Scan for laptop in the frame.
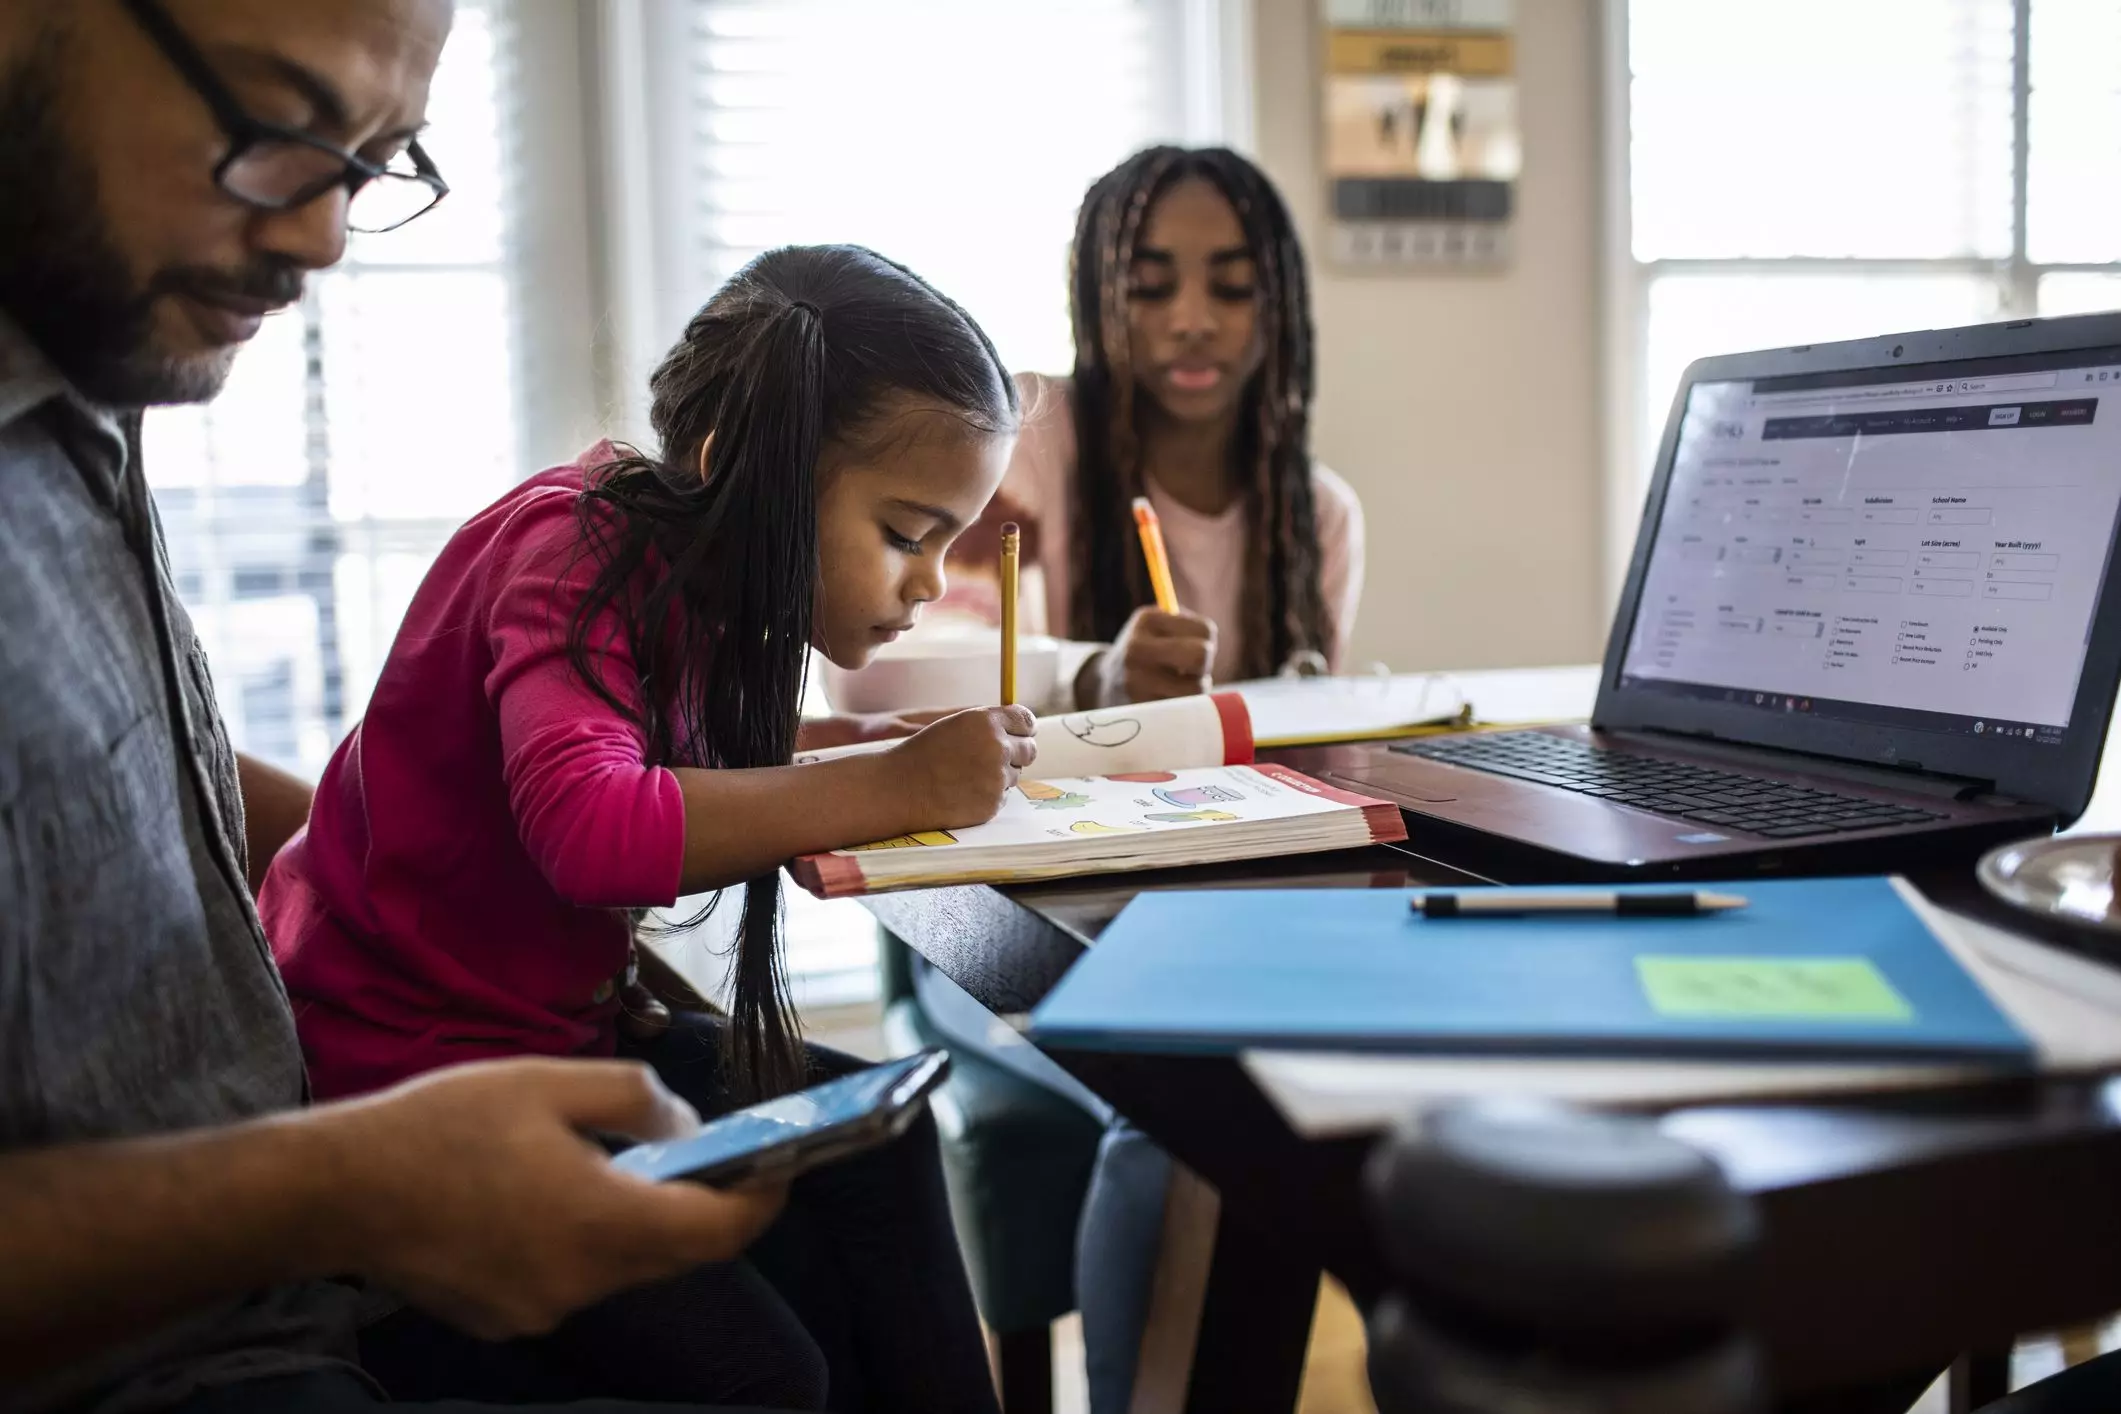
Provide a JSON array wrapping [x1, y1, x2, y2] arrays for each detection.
[[1312, 313, 2121, 879]]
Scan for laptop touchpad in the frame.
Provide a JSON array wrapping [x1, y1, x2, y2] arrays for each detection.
[[1328, 767, 1459, 803]]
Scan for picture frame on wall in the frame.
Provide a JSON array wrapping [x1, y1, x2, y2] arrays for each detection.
[[1323, 0, 1521, 268]]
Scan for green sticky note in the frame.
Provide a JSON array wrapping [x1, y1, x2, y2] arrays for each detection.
[[1636, 956, 1914, 1022]]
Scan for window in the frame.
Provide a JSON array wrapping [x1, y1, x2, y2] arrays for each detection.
[[640, 0, 1238, 997], [145, 0, 525, 778], [1614, 0, 2121, 583], [641, 0, 1234, 376]]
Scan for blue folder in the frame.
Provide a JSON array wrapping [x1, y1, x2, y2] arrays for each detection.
[[1027, 879, 2032, 1063]]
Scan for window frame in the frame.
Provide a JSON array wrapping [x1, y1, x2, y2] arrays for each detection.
[[1601, 0, 2121, 604]]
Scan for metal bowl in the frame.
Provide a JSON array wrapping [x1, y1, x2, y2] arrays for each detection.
[[1977, 834, 2121, 959]]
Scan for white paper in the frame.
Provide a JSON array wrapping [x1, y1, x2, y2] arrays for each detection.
[[1227, 673, 1470, 745], [794, 692, 1239, 778]]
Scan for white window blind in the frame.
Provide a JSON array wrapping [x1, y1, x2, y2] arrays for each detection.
[[1617, 0, 2121, 570], [1631, 0, 2017, 262], [2029, 0, 2121, 263], [679, 0, 1194, 377], [144, 0, 523, 777]]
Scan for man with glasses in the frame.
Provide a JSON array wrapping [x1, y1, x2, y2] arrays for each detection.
[[0, 4, 784, 1410]]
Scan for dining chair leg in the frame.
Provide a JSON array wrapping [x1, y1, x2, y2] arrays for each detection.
[[989, 1325, 1054, 1414]]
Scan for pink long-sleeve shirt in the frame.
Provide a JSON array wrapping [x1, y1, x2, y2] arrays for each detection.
[[261, 444, 686, 1100]]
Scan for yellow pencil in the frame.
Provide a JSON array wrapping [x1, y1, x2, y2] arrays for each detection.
[[1131, 496, 1180, 613], [999, 522, 1020, 706]]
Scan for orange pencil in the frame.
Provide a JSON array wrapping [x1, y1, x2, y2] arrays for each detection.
[[999, 522, 1020, 706], [1131, 497, 1180, 613]]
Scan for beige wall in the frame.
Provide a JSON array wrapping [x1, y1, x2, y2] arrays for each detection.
[[1251, 0, 1607, 671]]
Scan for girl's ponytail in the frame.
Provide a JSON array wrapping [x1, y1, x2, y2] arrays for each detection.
[[570, 247, 1015, 1102], [692, 298, 826, 1100]]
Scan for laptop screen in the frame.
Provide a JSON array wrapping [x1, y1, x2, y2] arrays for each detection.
[[1617, 351, 2121, 748]]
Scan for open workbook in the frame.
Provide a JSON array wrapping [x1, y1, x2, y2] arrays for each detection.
[[789, 693, 1409, 898]]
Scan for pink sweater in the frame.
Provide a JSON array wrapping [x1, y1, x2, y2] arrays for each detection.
[[261, 444, 686, 1100]]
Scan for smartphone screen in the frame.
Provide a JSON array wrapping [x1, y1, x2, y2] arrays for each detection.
[[611, 1052, 937, 1184]]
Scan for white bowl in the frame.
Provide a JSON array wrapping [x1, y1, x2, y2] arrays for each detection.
[[822, 630, 1060, 713]]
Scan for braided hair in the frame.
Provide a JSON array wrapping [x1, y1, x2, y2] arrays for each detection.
[[1065, 146, 1323, 680], [566, 245, 1016, 1100]]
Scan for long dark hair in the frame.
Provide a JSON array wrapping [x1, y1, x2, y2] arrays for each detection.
[[1066, 146, 1323, 679], [567, 245, 1017, 1099]]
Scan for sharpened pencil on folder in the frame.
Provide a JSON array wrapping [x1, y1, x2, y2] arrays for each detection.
[[1413, 890, 1749, 919]]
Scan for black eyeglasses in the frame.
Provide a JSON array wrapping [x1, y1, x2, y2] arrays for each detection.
[[120, 0, 448, 234]]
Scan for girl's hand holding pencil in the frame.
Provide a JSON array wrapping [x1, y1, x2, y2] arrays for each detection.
[[1079, 607, 1215, 708], [883, 705, 1038, 828], [1072, 497, 1216, 708]]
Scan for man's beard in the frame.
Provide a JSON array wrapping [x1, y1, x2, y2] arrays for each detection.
[[0, 38, 304, 409]]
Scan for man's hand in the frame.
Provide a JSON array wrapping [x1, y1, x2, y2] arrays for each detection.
[[322, 1059, 784, 1340], [0, 1058, 785, 1381]]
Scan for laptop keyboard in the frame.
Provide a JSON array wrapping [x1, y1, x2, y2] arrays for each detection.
[[1393, 731, 1946, 839]]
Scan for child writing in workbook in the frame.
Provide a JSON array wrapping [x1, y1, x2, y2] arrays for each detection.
[[259, 245, 1025, 1413]]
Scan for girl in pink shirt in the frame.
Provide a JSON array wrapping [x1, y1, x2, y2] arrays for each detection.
[[262, 246, 1024, 1412]]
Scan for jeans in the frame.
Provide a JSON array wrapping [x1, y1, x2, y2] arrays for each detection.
[[914, 960, 1169, 1414], [339, 1014, 996, 1414]]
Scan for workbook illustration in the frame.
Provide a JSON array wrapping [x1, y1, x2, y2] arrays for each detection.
[[846, 830, 959, 851], [790, 763, 1407, 899], [1061, 711, 1144, 749], [1154, 783, 1244, 808], [1018, 780, 1092, 811]]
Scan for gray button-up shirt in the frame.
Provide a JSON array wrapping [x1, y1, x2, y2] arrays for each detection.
[[0, 315, 359, 1411]]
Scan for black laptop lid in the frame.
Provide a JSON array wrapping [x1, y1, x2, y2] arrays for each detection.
[[1595, 313, 2121, 822]]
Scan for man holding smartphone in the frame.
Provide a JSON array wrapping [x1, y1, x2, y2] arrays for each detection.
[[0, 2, 784, 1410]]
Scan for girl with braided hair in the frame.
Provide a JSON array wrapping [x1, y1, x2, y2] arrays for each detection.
[[930, 144, 1363, 708], [913, 147, 1365, 1414]]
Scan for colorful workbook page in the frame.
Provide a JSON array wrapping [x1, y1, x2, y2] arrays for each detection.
[[789, 763, 1405, 898]]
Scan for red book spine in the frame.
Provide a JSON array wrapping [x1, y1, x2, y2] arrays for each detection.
[[1248, 762, 1409, 844], [1209, 690, 1255, 764]]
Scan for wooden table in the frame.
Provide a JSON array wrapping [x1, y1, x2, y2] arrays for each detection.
[[861, 667, 2121, 1412]]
